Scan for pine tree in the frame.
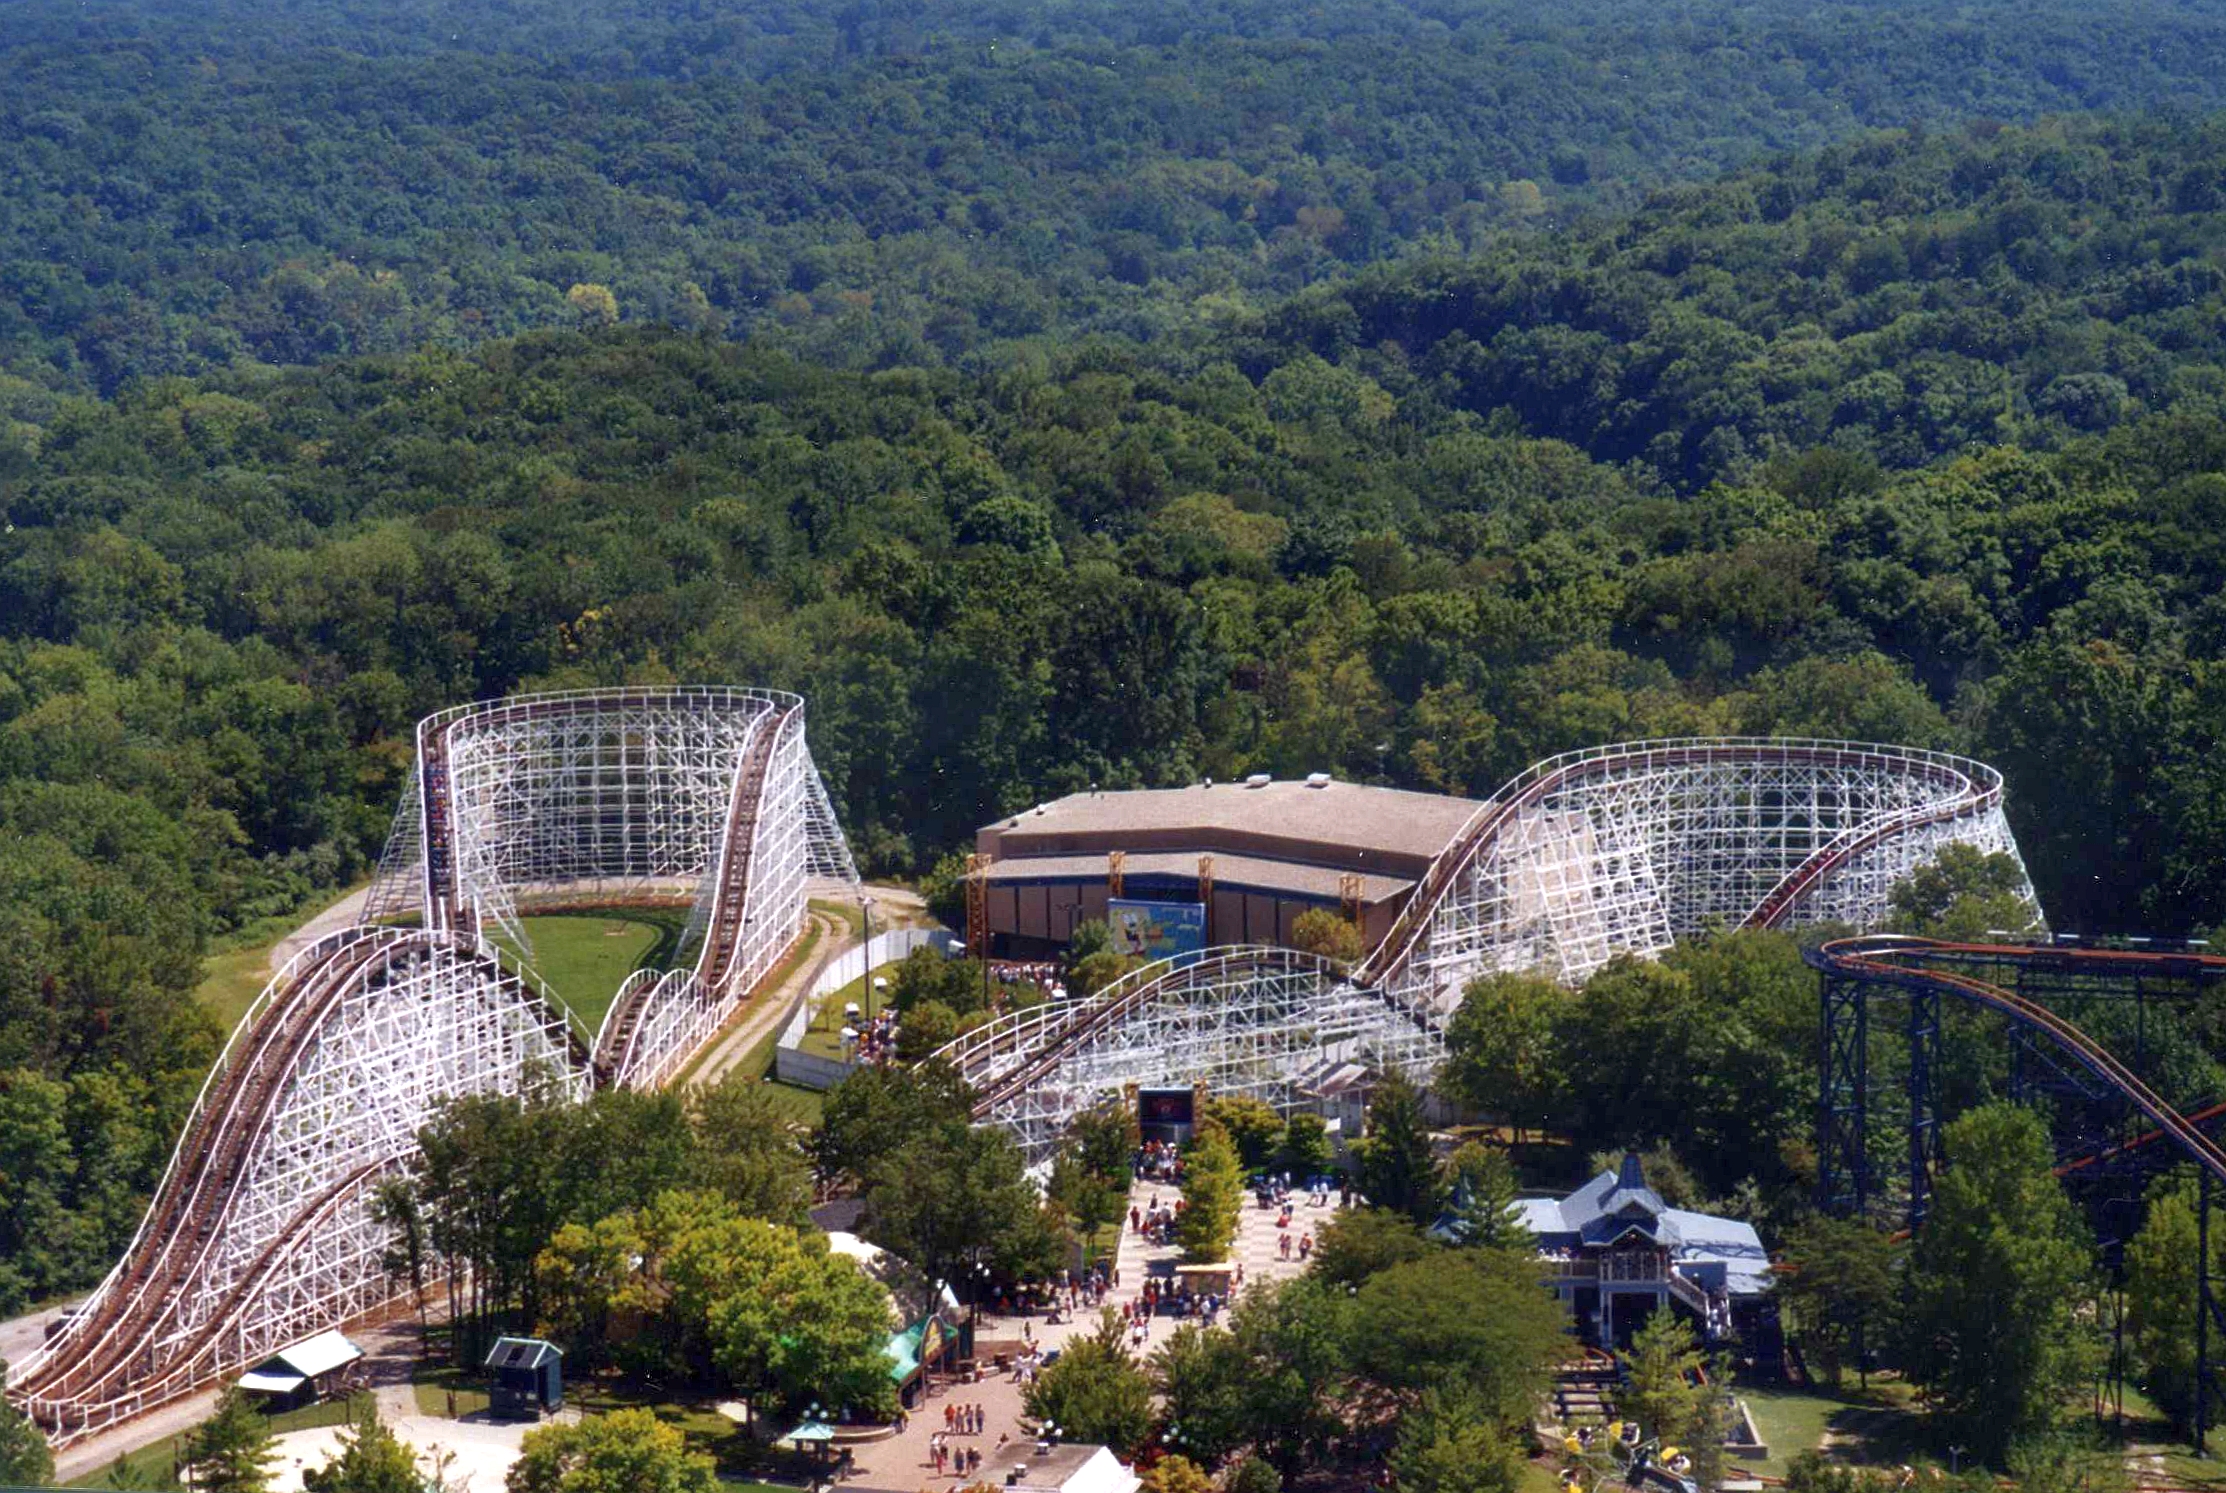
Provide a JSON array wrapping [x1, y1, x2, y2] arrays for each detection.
[[1352, 1071, 1442, 1223], [305, 1404, 421, 1493], [1443, 1143, 1530, 1253], [1619, 1309, 1726, 1493], [1177, 1128, 1243, 1263], [0, 1366, 54, 1487], [184, 1392, 277, 1493]]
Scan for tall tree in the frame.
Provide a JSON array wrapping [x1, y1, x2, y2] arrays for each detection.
[[1350, 1252, 1567, 1428], [2124, 1170, 2226, 1429], [1352, 1072, 1442, 1224], [1619, 1309, 1726, 1493], [1887, 845, 2041, 940], [1151, 1324, 1253, 1467], [1177, 1128, 1244, 1263], [1900, 1103, 2099, 1464], [686, 1074, 812, 1226], [1441, 972, 1567, 1143], [1775, 1216, 1899, 1387], [862, 1119, 1044, 1320]]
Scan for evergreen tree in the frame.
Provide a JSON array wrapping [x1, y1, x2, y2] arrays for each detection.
[[1388, 1385, 1524, 1493], [1352, 1072, 1442, 1224], [183, 1392, 277, 1493], [1618, 1309, 1726, 1493], [1901, 1104, 2100, 1464], [0, 1366, 54, 1487], [304, 1404, 420, 1493], [1177, 1128, 1244, 1263], [1443, 1143, 1530, 1253]]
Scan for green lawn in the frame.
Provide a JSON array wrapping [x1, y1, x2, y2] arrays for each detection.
[[411, 1360, 494, 1418], [1737, 1381, 1928, 1475], [192, 881, 374, 1041], [799, 961, 903, 1060], [495, 914, 671, 1036]]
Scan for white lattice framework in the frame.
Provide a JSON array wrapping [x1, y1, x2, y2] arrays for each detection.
[[945, 738, 2036, 1160], [6, 928, 586, 1442], [8, 688, 857, 1442]]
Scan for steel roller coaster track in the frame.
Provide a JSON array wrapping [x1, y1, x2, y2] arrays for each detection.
[[1808, 935, 2226, 1449], [5, 688, 857, 1443]]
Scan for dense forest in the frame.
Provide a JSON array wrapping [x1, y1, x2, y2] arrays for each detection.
[[8, 0, 2226, 1322], [10, 0, 2226, 391]]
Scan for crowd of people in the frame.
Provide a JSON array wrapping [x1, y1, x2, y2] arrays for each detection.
[[1129, 1195, 1186, 1247], [840, 1004, 902, 1066], [1135, 1139, 1186, 1182], [988, 959, 1067, 1000]]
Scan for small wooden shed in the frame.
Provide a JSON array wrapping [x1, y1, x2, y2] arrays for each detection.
[[484, 1336, 564, 1419]]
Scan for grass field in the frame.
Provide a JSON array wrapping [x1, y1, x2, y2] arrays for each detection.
[[1738, 1380, 1927, 1475], [496, 914, 670, 1035], [798, 960, 903, 1060], [191, 881, 373, 1040]]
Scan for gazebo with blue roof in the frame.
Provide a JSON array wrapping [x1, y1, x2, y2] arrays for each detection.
[[1504, 1152, 1772, 1349]]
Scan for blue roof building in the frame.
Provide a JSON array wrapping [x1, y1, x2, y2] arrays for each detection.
[[1509, 1153, 1772, 1348]]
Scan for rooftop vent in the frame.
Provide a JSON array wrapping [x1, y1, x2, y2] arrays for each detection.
[[1244, 773, 1272, 789], [1306, 772, 1333, 788]]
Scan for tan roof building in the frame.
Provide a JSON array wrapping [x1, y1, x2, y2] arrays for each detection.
[[973, 776, 1484, 956]]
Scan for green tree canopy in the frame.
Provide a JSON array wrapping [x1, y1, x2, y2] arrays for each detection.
[[1900, 1103, 2100, 1465], [507, 1410, 719, 1493], [1023, 1309, 1154, 1454]]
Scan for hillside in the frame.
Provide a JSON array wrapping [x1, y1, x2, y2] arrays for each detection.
[[9, 0, 2226, 393]]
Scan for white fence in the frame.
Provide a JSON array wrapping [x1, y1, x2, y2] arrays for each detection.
[[773, 927, 960, 1089]]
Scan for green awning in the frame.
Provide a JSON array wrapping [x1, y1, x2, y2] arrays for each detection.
[[886, 1324, 921, 1384], [787, 1421, 837, 1444]]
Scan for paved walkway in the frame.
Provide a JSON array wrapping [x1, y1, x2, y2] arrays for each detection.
[[841, 1176, 1325, 1490]]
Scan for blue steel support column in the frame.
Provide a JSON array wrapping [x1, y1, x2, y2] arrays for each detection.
[[1906, 981, 1940, 1230], [1818, 971, 1870, 1218]]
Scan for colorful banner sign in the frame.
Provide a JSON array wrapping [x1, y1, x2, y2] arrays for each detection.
[[1107, 898, 1206, 958]]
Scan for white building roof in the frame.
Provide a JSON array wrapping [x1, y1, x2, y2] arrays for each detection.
[[239, 1329, 363, 1393]]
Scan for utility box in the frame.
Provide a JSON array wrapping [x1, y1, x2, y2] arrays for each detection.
[[484, 1336, 563, 1419]]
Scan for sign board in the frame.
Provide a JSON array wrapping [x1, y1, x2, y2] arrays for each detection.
[[1137, 1087, 1196, 1129], [1107, 899, 1206, 959]]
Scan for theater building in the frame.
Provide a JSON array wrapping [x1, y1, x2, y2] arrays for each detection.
[[972, 775, 1484, 959]]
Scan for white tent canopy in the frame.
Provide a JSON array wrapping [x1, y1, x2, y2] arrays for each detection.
[[237, 1329, 363, 1395]]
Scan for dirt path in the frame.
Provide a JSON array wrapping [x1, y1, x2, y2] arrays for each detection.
[[686, 908, 853, 1088]]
